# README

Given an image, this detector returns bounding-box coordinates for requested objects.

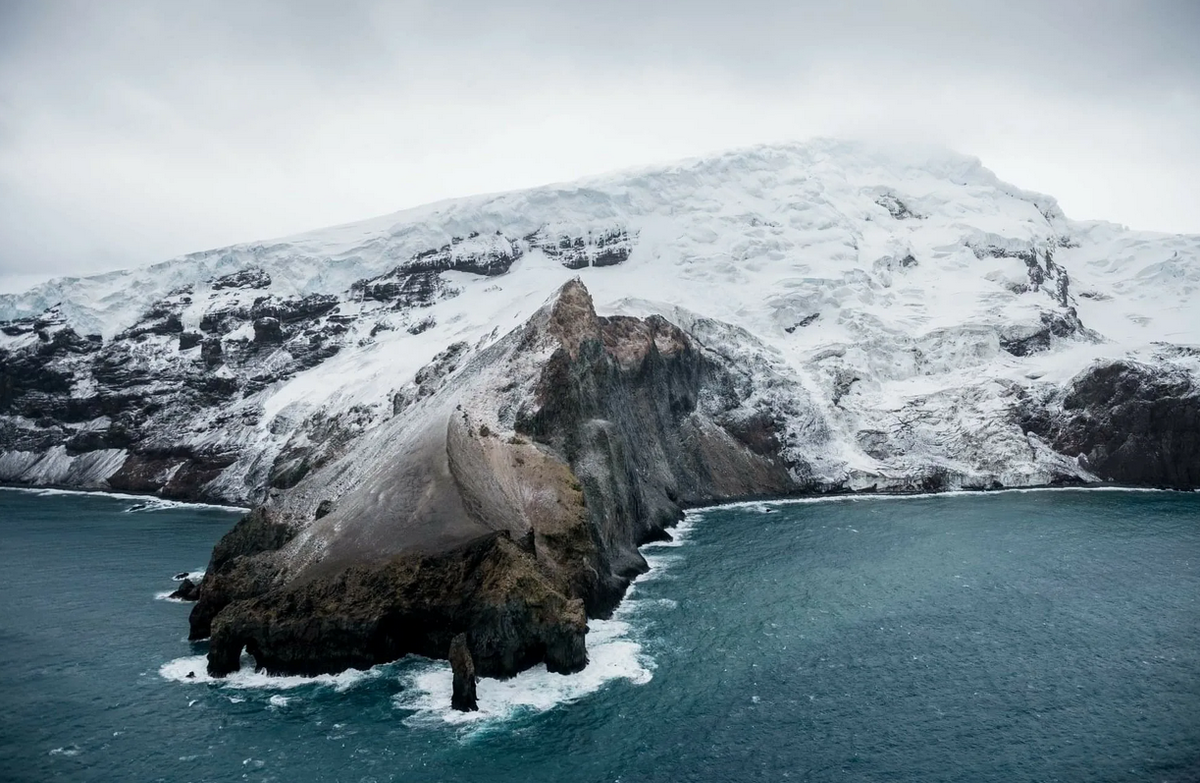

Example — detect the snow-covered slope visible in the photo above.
[1,139,1197,502]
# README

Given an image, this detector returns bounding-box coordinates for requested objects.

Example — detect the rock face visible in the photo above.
[1020,358,1200,488]
[168,578,200,602]
[449,633,478,712]
[191,280,805,692]
[0,229,638,504]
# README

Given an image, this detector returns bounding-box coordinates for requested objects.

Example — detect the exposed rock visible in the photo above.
[253,317,284,344]
[211,267,271,290]
[1020,360,1200,488]
[449,633,478,712]
[251,294,339,324]
[206,532,588,678]
[528,226,637,269]
[875,193,922,220]
[169,578,201,602]
[192,280,800,700]
[407,316,435,335]
[784,313,819,333]
[189,507,298,641]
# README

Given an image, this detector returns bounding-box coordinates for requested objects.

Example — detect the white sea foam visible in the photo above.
[686,485,1182,518]
[641,516,696,548]
[158,654,382,692]
[392,525,694,728]
[0,485,248,512]
[154,591,186,603]
[393,617,653,727]
[48,745,81,757]
[638,553,683,582]
[172,570,206,582]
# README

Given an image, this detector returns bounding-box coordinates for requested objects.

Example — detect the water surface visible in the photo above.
[1,487,1197,782]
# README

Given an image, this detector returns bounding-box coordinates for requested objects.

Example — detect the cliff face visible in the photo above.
[1018,355,1200,489]
[0,231,624,505]
[191,279,805,689]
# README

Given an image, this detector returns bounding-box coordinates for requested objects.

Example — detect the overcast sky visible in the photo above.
[0,0,1197,292]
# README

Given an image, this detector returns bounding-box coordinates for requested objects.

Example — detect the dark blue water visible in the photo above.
[2,487,1198,782]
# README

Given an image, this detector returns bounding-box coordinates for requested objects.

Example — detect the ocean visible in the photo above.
[1,487,1197,782]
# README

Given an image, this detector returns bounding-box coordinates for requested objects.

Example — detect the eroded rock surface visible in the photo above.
[191,280,805,696]
[449,633,478,712]
[1020,359,1200,488]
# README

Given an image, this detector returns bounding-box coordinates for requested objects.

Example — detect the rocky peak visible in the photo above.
[545,278,602,359]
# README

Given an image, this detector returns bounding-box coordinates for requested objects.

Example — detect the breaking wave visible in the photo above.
[158,654,384,692]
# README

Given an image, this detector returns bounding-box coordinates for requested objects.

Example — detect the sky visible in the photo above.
[0,0,1198,292]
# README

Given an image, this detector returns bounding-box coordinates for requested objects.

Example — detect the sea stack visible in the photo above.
[449,634,478,712]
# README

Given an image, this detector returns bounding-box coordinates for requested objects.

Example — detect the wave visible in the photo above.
[158,654,384,692]
[687,484,1184,518]
[393,617,653,727]
[0,485,248,513]
[391,532,690,728]
[641,515,697,548]
[48,745,81,757]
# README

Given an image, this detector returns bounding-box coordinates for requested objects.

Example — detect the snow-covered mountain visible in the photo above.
[6,138,1199,705]
[2,138,1198,504]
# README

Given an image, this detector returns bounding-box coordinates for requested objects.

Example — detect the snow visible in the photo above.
[2,138,1197,495]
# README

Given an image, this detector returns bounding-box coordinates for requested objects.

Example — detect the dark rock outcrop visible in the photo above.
[211,268,271,290]
[1020,360,1200,488]
[449,633,478,712]
[0,256,520,503]
[169,578,201,602]
[528,226,637,269]
[205,531,588,678]
[999,309,1092,357]
[189,508,298,641]
[875,193,922,220]
[193,279,798,700]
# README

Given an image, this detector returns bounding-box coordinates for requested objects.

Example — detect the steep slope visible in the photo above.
[192,279,808,685]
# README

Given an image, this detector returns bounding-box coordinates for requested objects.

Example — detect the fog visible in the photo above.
[1,0,1197,290]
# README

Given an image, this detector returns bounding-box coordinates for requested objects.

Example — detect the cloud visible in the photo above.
[0,0,1197,290]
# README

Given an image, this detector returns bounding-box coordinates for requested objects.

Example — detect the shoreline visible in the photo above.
[682,482,1193,518]
[153,482,1193,701]
[0,484,250,513]
[4,477,1190,526]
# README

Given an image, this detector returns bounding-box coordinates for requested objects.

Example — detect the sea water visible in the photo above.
[1,487,1197,782]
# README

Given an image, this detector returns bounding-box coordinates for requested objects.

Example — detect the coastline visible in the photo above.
[0,484,249,514]
[681,482,1192,518]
